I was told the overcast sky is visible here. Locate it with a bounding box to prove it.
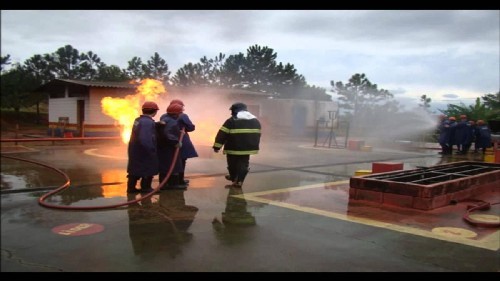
[1,10,498,111]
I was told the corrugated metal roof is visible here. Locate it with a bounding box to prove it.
[55,79,137,89]
[37,79,273,97]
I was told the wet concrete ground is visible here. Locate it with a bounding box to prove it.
[1,136,499,272]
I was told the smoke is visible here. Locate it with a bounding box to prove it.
[348,106,438,147]
[157,87,239,147]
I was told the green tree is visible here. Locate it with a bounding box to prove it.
[482,91,500,120]
[172,44,310,98]
[23,54,54,123]
[219,52,246,88]
[126,56,147,80]
[1,54,11,72]
[199,53,225,86]
[272,62,307,98]
[172,62,205,87]
[240,45,277,93]
[144,52,171,84]
[330,73,393,135]
[79,51,104,80]
[440,98,490,121]
[24,54,54,83]
[45,45,82,79]
[419,94,432,112]
[0,64,40,118]
[96,64,129,81]
[172,53,226,87]
[330,73,393,115]
[219,45,305,96]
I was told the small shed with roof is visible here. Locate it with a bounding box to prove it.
[35,79,137,137]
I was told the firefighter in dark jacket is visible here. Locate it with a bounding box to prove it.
[475,120,492,154]
[169,99,198,186]
[127,101,160,194]
[157,103,185,190]
[213,102,261,187]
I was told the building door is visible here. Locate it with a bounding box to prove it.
[77,100,85,137]
[292,104,307,136]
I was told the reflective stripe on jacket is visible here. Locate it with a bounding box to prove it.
[213,111,261,155]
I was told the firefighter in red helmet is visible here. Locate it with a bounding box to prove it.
[156,103,186,189]
[142,101,159,111]
[454,114,468,154]
[127,101,160,193]
[475,120,492,154]
[168,99,199,186]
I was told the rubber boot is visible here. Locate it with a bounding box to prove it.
[127,175,139,193]
[158,172,167,186]
[179,172,189,185]
[163,174,187,190]
[235,167,250,187]
[140,176,155,193]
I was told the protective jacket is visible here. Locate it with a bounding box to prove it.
[176,113,199,159]
[157,113,183,174]
[213,111,261,155]
[127,115,159,177]
[475,125,492,149]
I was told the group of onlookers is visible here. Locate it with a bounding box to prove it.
[437,114,492,156]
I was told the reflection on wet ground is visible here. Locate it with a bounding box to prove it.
[1,139,499,272]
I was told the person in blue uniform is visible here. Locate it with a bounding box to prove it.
[127,101,160,194]
[213,102,261,187]
[454,114,468,154]
[169,99,198,186]
[157,103,185,190]
[475,120,492,154]
[437,114,451,155]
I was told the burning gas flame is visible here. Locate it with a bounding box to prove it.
[101,79,166,143]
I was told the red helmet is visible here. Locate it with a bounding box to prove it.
[142,101,159,110]
[167,103,184,114]
[170,99,185,106]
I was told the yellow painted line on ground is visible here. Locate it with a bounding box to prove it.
[236,181,500,251]
[84,148,127,160]
[240,180,349,197]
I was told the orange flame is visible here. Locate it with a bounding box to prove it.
[101,79,166,144]
[190,120,219,146]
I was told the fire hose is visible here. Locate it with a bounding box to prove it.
[460,199,500,228]
[1,129,185,211]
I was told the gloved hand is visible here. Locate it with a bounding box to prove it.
[213,147,220,153]
[175,141,182,148]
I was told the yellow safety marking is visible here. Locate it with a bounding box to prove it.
[432,227,477,239]
[469,214,500,223]
[84,148,126,160]
[239,181,500,251]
